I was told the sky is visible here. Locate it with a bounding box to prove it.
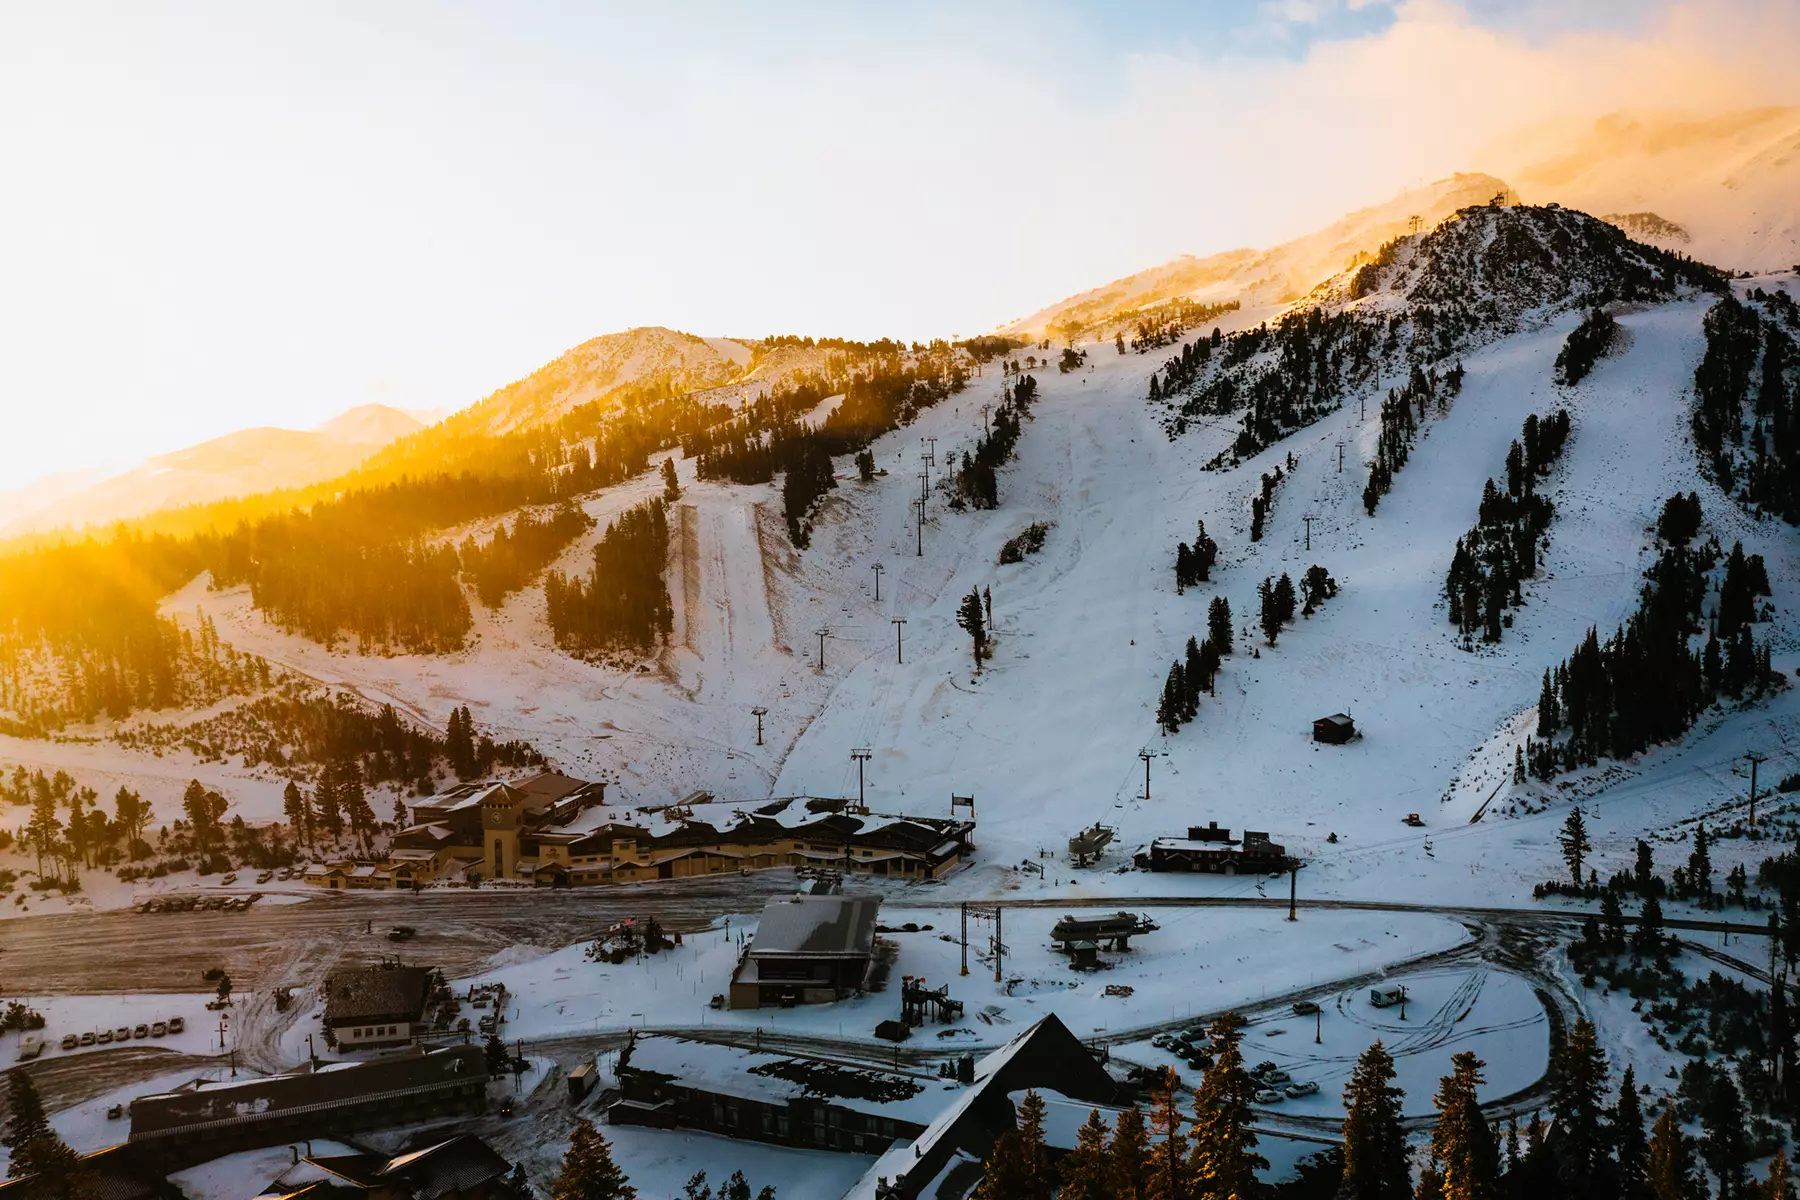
[1,0,1797,494]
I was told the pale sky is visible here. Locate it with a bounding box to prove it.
[1,0,1796,492]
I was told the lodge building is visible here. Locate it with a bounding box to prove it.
[304,772,974,891]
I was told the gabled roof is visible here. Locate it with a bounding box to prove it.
[839,1014,1116,1200]
[310,1135,509,1200]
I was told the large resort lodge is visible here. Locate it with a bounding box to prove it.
[304,771,975,890]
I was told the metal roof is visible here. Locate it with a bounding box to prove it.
[747,895,879,959]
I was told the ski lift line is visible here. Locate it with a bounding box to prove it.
[1326,743,1791,867]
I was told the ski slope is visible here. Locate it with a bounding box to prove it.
[6,264,1795,918]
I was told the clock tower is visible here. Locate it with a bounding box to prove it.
[481,785,522,882]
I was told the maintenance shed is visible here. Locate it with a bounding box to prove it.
[1313,713,1356,744]
[730,895,879,1009]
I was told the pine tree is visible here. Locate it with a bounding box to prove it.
[1698,1072,1748,1199]
[1259,578,1281,646]
[485,1032,510,1078]
[1273,573,1297,624]
[1340,1041,1409,1200]
[1610,1067,1650,1200]
[315,767,343,839]
[661,457,681,502]
[1158,664,1185,735]
[1538,671,1559,736]
[1209,597,1233,656]
[1428,1052,1500,1200]
[1057,1109,1113,1200]
[1647,1105,1700,1200]
[1184,637,1205,717]
[1108,1099,1150,1200]
[1188,1011,1265,1199]
[1559,807,1590,887]
[339,759,375,846]
[1634,894,1666,959]
[957,589,987,671]
[973,1089,1052,1200]
[1549,1019,1609,1195]
[1759,1152,1794,1200]
[1144,1070,1190,1200]
[551,1117,637,1200]
[282,780,312,847]
[447,706,476,778]
[1688,823,1713,899]
[4,1068,82,1190]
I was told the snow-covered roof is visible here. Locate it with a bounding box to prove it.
[1005,1089,1127,1151]
[748,895,879,958]
[620,1035,961,1125]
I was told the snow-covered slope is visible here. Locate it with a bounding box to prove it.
[442,326,754,435]
[1478,108,1800,272]
[1006,173,1516,339]
[8,204,1795,929]
[85,207,1787,915]
[0,404,424,535]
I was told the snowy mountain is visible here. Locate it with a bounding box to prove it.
[440,325,755,436]
[1006,173,1518,340]
[15,203,1750,925]
[1477,107,1800,272]
[0,403,424,535]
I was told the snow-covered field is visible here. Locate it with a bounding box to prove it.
[1116,965,1549,1119]
[454,907,1472,1050]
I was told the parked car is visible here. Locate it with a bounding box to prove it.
[1285,1081,1321,1098]
[151,1022,168,1037]
[96,1030,113,1044]
[1292,1000,1320,1016]
[61,1034,79,1051]
[133,1024,149,1039]
[1151,1034,1177,1050]
[1263,1069,1292,1086]
[1370,984,1405,1008]
[168,1017,185,1035]
[1253,1060,1279,1077]
[115,1027,131,1043]
[80,1031,96,1046]
[220,873,238,886]
[17,1035,43,1061]
[256,870,274,884]
[1253,1088,1281,1104]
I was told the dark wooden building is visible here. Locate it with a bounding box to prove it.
[1313,713,1356,744]
[609,1034,955,1154]
[267,1133,512,1200]
[1135,823,1288,874]
[127,1045,487,1169]
[729,895,879,1009]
